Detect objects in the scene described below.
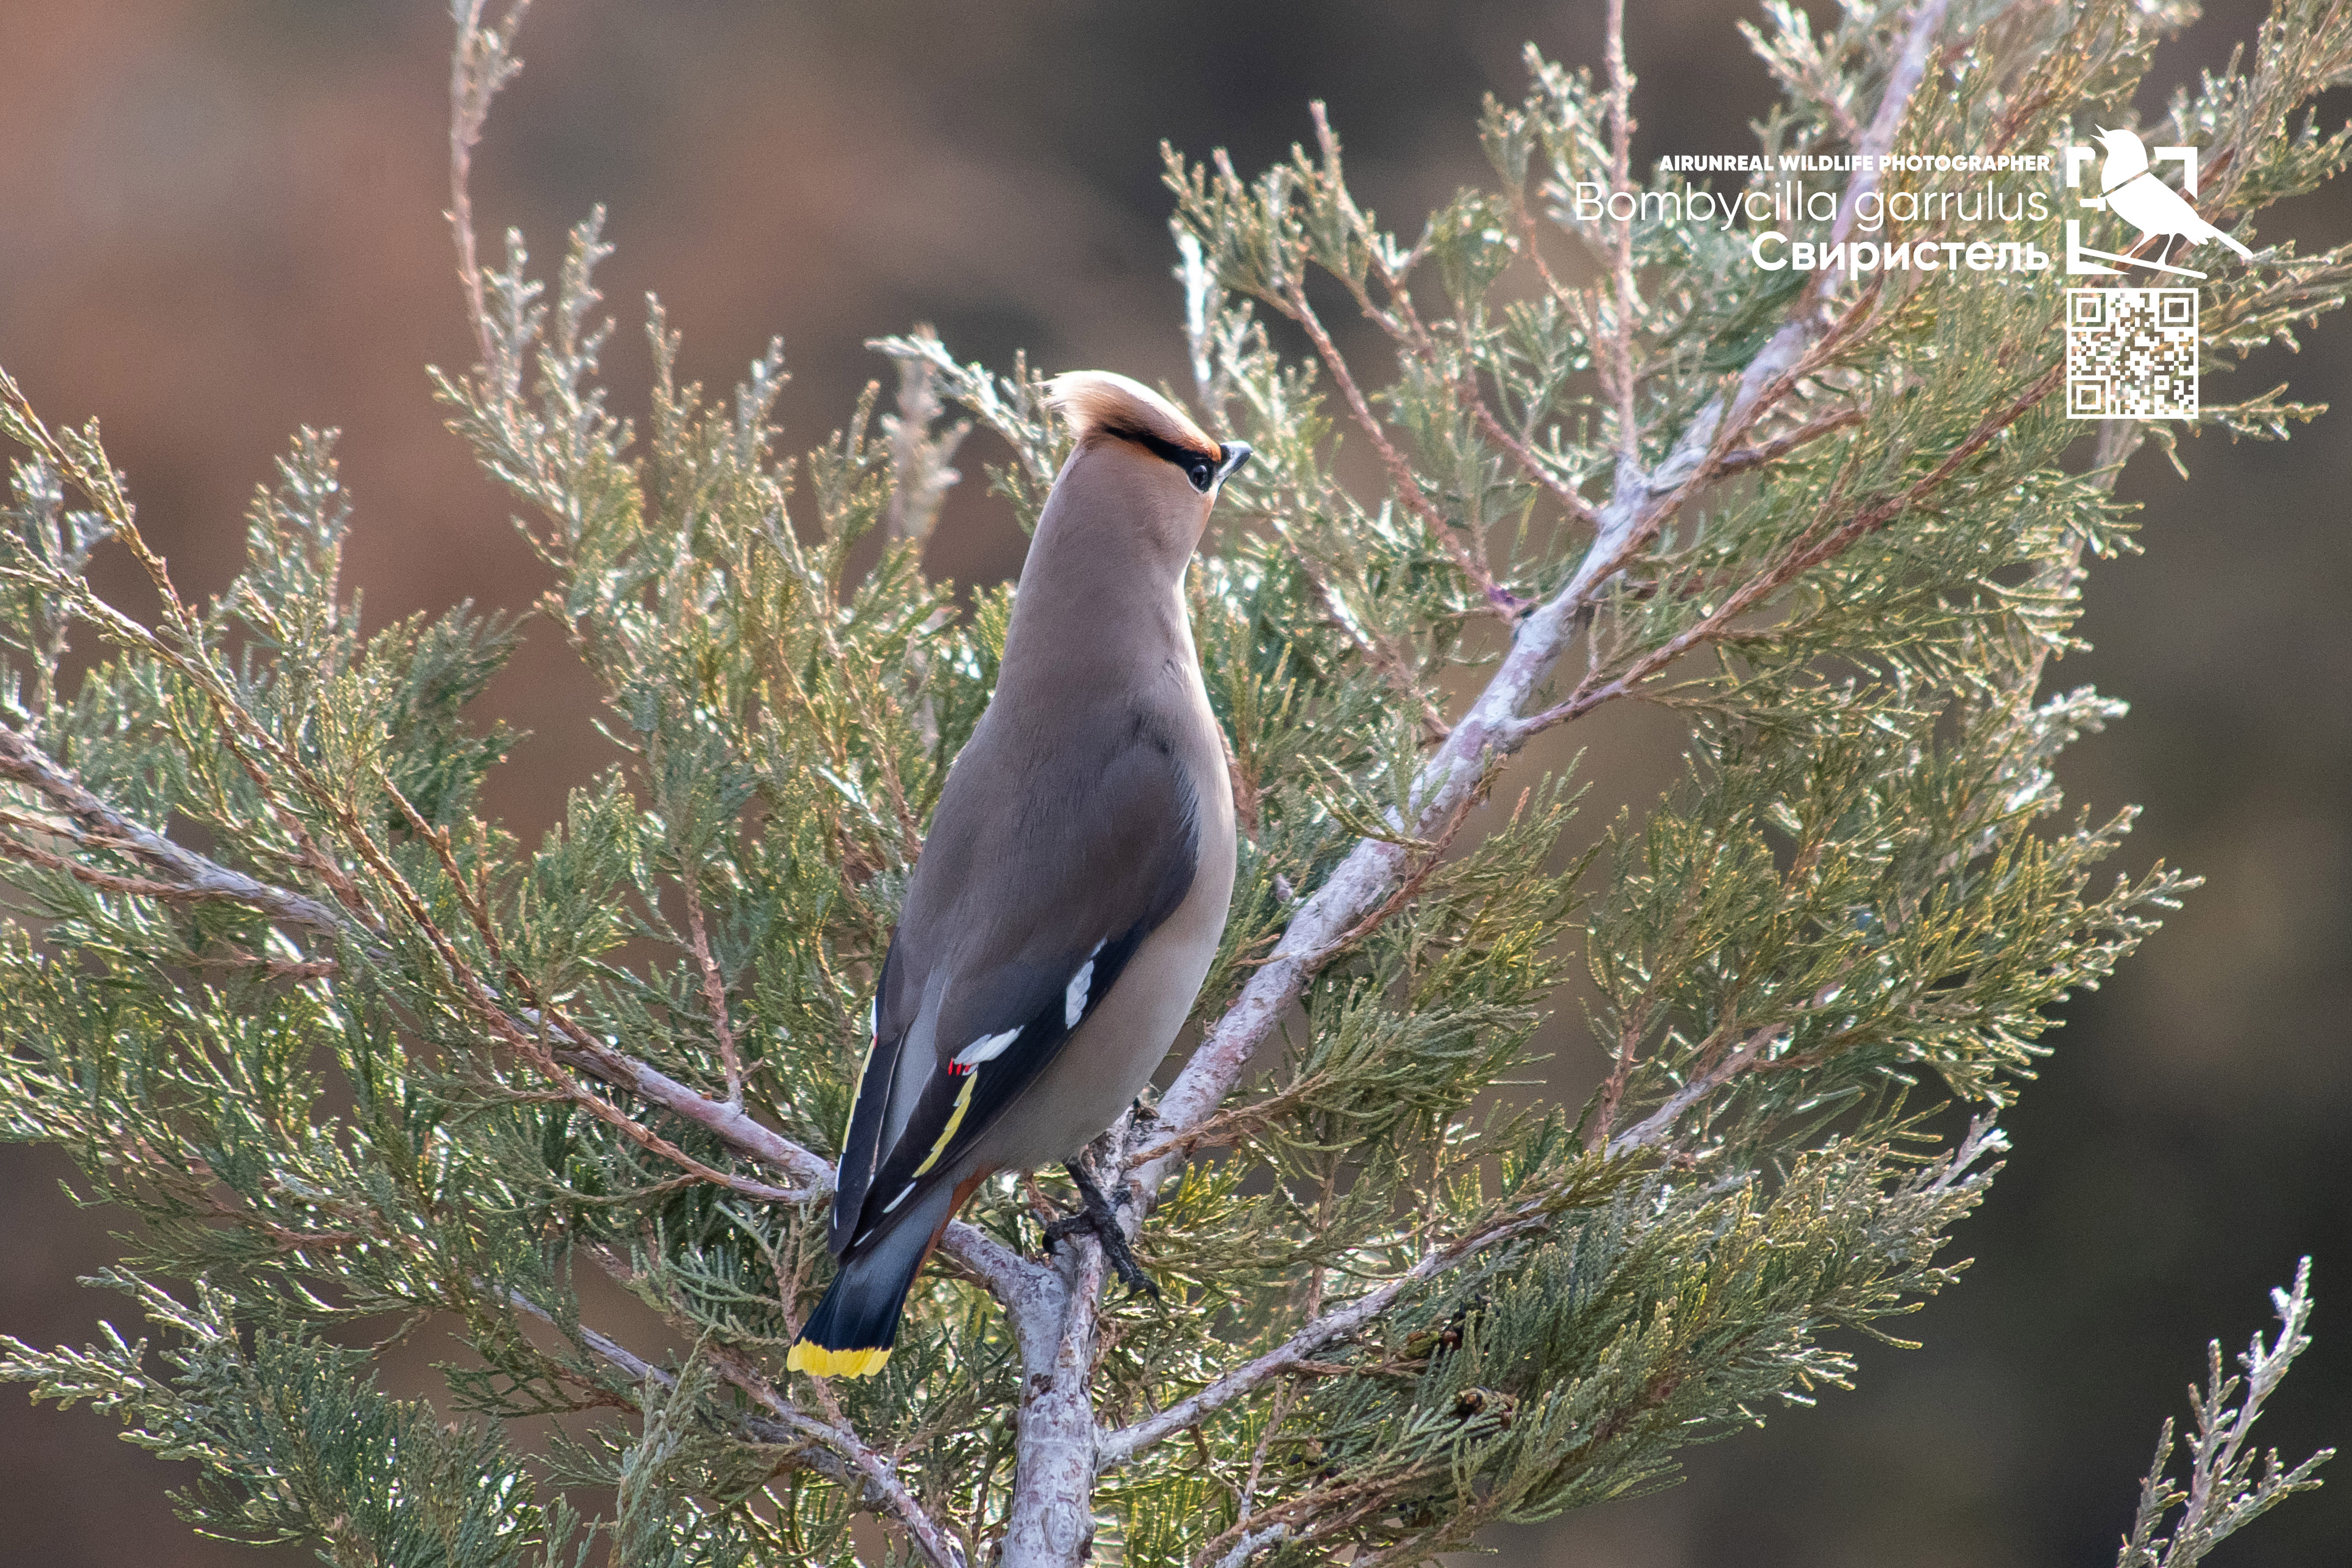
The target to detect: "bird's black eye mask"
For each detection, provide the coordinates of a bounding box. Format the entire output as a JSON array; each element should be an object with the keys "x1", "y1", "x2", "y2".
[{"x1": 1107, "y1": 423, "x2": 1253, "y2": 494}]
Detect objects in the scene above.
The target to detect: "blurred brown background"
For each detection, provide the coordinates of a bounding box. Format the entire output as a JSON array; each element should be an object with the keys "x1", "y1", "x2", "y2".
[{"x1": 0, "y1": 2, "x2": 2344, "y2": 1563}]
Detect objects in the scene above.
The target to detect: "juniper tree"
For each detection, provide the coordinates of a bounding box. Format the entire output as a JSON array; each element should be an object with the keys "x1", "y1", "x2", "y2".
[{"x1": 1, "y1": 1, "x2": 2345, "y2": 1564}]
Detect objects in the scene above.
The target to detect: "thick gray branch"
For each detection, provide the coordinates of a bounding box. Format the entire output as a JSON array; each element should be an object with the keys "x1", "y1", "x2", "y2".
[
  {"x1": 1641, "y1": 0, "x2": 1950, "y2": 496},
  {"x1": 1003, "y1": 1228, "x2": 1107, "y2": 1568},
  {"x1": 1135, "y1": 0, "x2": 1959, "y2": 1209}
]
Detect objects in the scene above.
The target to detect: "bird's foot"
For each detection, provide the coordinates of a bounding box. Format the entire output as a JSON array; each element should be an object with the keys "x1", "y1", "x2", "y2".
[{"x1": 1043, "y1": 1159, "x2": 1160, "y2": 1299}]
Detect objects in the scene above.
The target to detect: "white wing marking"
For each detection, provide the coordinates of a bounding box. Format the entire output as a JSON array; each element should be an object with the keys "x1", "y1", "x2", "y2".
[
  {"x1": 1064, "y1": 939, "x2": 1107, "y2": 1030},
  {"x1": 951, "y1": 1027, "x2": 1021, "y2": 1071}
]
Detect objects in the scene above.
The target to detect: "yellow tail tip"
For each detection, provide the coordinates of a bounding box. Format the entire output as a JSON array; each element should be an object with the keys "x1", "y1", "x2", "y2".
[{"x1": 787, "y1": 1340, "x2": 892, "y2": 1379}]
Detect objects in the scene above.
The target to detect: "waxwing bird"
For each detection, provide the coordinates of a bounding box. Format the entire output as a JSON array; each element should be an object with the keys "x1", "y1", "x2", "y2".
[
  {"x1": 787, "y1": 371, "x2": 1249, "y2": 1379},
  {"x1": 2094, "y1": 126, "x2": 2255, "y2": 265}
]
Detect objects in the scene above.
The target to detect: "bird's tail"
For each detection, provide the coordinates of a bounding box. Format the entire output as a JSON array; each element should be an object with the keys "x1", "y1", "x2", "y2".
[
  {"x1": 2217, "y1": 228, "x2": 2255, "y2": 261},
  {"x1": 788, "y1": 1178, "x2": 962, "y2": 1379}
]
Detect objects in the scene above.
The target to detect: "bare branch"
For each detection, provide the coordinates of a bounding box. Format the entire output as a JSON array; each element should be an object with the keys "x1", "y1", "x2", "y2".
[
  {"x1": 1136, "y1": 0, "x2": 1963, "y2": 1208},
  {"x1": 1278, "y1": 262, "x2": 1508, "y2": 616},
  {"x1": 504, "y1": 1290, "x2": 968, "y2": 1568},
  {"x1": 1602, "y1": 1021, "x2": 1787, "y2": 1159},
  {"x1": 1711, "y1": 404, "x2": 1863, "y2": 475},
  {"x1": 1004, "y1": 1201, "x2": 1111, "y2": 1568},
  {"x1": 0, "y1": 813, "x2": 234, "y2": 904},
  {"x1": 1099, "y1": 1210, "x2": 1549, "y2": 1467},
  {"x1": 1511, "y1": 357, "x2": 2067, "y2": 743},
  {"x1": 1460, "y1": 387, "x2": 1603, "y2": 533},
  {"x1": 1212, "y1": 1525, "x2": 1289, "y2": 1568},
  {"x1": 679, "y1": 870, "x2": 745, "y2": 1107},
  {"x1": 0, "y1": 724, "x2": 353, "y2": 938},
  {"x1": 1603, "y1": 0, "x2": 1641, "y2": 482}
]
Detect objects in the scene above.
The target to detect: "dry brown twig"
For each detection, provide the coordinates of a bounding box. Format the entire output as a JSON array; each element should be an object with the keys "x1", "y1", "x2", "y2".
[{"x1": 679, "y1": 867, "x2": 747, "y2": 1106}]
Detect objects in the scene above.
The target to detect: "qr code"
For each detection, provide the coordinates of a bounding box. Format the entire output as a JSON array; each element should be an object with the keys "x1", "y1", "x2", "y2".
[{"x1": 2067, "y1": 288, "x2": 2198, "y2": 419}]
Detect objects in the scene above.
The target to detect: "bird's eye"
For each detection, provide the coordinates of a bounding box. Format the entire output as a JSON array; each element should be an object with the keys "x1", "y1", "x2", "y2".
[{"x1": 1186, "y1": 459, "x2": 1213, "y2": 493}]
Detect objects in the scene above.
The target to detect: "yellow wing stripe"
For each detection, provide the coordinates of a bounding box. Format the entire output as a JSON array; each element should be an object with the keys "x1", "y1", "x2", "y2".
[
  {"x1": 787, "y1": 1341, "x2": 892, "y2": 1379},
  {"x1": 912, "y1": 1070, "x2": 980, "y2": 1178}
]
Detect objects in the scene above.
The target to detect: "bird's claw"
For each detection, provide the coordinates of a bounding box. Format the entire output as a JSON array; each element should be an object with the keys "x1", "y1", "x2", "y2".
[{"x1": 1043, "y1": 1160, "x2": 1160, "y2": 1299}]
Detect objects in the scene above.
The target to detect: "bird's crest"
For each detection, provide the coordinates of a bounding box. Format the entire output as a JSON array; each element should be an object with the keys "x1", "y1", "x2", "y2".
[{"x1": 1048, "y1": 371, "x2": 1222, "y2": 462}]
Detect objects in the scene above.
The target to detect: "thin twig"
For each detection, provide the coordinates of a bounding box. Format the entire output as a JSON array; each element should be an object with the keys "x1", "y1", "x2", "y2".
[
  {"x1": 1602, "y1": 1022, "x2": 1788, "y2": 1159},
  {"x1": 1278, "y1": 274, "x2": 1504, "y2": 613},
  {"x1": 504, "y1": 1290, "x2": 967, "y2": 1568},
  {"x1": 680, "y1": 870, "x2": 745, "y2": 1106},
  {"x1": 380, "y1": 770, "x2": 508, "y2": 965},
  {"x1": 1509, "y1": 357, "x2": 2065, "y2": 741},
  {"x1": 1212, "y1": 1525, "x2": 1289, "y2": 1568},
  {"x1": 448, "y1": 0, "x2": 533, "y2": 374},
  {"x1": 1462, "y1": 389, "x2": 1603, "y2": 532},
  {"x1": 1603, "y1": 0, "x2": 1641, "y2": 481},
  {"x1": 1098, "y1": 1211, "x2": 1549, "y2": 1466},
  {"x1": 0, "y1": 725, "x2": 351, "y2": 937},
  {"x1": 1236, "y1": 1381, "x2": 1296, "y2": 1533},
  {"x1": 709, "y1": 1344, "x2": 970, "y2": 1568},
  {"x1": 1712, "y1": 404, "x2": 1863, "y2": 475},
  {"x1": 1282, "y1": 539, "x2": 1452, "y2": 739}
]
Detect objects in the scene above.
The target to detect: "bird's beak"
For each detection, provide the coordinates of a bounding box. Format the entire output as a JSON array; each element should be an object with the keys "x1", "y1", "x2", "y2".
[{"x1": 1214, "y1": 441, "x2": 1252, "y2": 486}]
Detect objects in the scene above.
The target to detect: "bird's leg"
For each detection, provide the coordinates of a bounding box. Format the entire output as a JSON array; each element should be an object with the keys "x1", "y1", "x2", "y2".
[{"x1": 1043, "y1": 1152, "x2": 1160, "y2": 1298}]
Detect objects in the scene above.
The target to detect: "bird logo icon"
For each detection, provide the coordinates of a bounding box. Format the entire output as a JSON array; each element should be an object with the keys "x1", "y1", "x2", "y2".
[
  {"x1": 2094, "y1": 127, "x2": 2253, "y2": 262},
  {"x1": 2067, "y1": 126, "x2": 2252, "y2": 278}
]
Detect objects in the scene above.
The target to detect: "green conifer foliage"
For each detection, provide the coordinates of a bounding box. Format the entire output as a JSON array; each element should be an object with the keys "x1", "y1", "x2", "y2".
[{"x1": 1, "y1": 2, "x2": 2345, "y2": 1564}]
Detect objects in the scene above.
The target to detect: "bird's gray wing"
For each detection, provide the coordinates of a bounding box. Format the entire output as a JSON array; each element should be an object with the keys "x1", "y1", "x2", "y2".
[{"x1": 829, "y1": 718, "x2": 1202, "y2": 1256}]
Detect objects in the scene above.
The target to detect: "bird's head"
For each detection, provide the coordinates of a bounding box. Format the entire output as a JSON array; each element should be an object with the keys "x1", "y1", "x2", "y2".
[
  {"x1": 1045, "y1": 371, "x2": 1250, "y2": 561},
  {"x1": 2093, "y1": 126, "x2": 2149, "y2": 165}
]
